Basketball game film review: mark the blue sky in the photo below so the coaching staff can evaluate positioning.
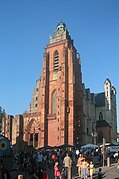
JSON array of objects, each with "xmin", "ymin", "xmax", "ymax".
[{"xmin": 0, "ymin": 0, "xmax": 119, "ymax": 130}]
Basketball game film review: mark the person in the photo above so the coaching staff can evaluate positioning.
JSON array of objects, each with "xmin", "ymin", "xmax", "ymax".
[
  {"xmin": 63, "ymin": 153, "xmax": 72, "ymax": 178},
  {"xmin": 1, "ymin": 167, "xmax": 11, "ymax": 179},
  {"xmin": 54, "ymin": 162, "xmax": 61, "ymax": 179},
  {"xmin": 52, "ymin": 153, "xmax": 56, "ymax": 168},
  {"xmin": 86, "ymin": 161, "xmax": 90, "ymax": 179},
  {"xmin": 81, "ymin": 158, "xmax": 88, "ymax": 179},
  {"xmin": 97, "ymin": 168, "xmax": 103, "ymax": 179},
  {"xmin": 77, "ymin": 153, "xmax": 84, "ymax": 178},
  {"xmin": 35, "ymin": 166, "xmax": 43, "ymax": 179},
  {"xmin": 89, "ymin": 161, "xmax": 94, "ymax": 179},
  {"xmin": 0, "ymin": 160, "xmax": 11, "ymax": 179}
]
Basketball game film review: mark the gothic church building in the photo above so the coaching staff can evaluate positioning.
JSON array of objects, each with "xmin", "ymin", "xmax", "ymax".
[{"xmin": 2, "ymin": 22, "xmax": 117, "ymax": 148}]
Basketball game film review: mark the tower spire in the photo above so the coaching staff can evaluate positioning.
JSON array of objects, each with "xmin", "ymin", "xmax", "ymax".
[{"xmin": 50, "ymin": 21, "xmax": 71, "ymax": 44}]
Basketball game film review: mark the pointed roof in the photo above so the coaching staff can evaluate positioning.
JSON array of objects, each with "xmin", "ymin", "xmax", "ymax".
[
  {"xmin": 104, "ymin": 77, "xmax": 111, "ymax": 85},
  {"xmin": 96, "ymin": 120, "xmax": 111, "ymax": 127}
]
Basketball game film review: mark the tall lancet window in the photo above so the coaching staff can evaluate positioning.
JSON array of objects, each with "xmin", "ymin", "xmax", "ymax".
[
  {"xmin": 52, "ymin": 90, "xmax": 57, "ymax": 114},
  {"xmin": 54, "ymin": 50, "xmax": 59, "ymax": 71}
]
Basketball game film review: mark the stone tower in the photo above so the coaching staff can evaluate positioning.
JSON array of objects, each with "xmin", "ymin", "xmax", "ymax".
[
  {"xmin": 28, "ymin": 22, "xmax": 83, "ymax": 148},
  {"xmin": 104, "ymin": 78, "xmax": 117, "ymax": 141}
]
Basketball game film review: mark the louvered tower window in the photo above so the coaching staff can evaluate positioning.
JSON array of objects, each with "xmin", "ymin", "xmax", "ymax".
[{"xmin": 54, "ymin": 50, "xmax": 59, "ymax": 71}]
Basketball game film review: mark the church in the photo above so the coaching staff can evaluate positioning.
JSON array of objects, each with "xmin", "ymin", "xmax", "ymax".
[{"xmin": 2, "ymin": 22, "xmax": 117, "ymax": 149}]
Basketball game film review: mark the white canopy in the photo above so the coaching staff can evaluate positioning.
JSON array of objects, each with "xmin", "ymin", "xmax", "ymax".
[{"xmin": 81, "ymin": 143, "xmax": 98, "ymax": 149}]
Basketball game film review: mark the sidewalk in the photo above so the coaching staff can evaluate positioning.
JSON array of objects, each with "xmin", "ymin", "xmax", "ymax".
[
  {"xmin": 93, "ymin": 163, "xmax": 118, "ymax": 178},
  {"xmin": 72, "ymin": 162, "xmax": 118, "ymax": 179},
  {"xmin": 94, "ymin": 162, "xmax": 118, "ymax": 176}
]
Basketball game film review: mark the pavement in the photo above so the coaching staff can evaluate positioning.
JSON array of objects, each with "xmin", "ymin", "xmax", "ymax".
[
  {"xmin": 95, "ymin": 163, "xmax": 119, "ymax": 179},
  {"xmin": 72, "ymin": 162, "xmax": 119, "ymax": 179}
]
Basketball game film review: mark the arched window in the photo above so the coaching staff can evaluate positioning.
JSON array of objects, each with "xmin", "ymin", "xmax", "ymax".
[
  {"xmin": 35, "ymin": 133, "xmax": 38, "ymax": 141},
  {"xmin": 99, "ymin": 112, "xmax": 103, "ymax": 120},
  {"xmin": 52, "ymin": 90, "xmax": 57, "ymax": 114},
  {"xmin": 54, "ymin": 50, "xmax": 59, "ymax": 71}
]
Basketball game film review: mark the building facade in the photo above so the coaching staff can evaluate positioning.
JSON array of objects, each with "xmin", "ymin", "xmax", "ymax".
[
  {"xmin": 2, "ymin": 22, "xmax": 117, "ymax": 148},
  {"xmin": 2, "ymin": 115, "xmax": 23, "ymax": 146},
  {"xmin": 82, "ymin": 78, "xmax": 117, "ymax": 145},
  {"xmin": 2, "ymin": 115, "xmax": 13, "ymax": 142},
  {"xmin": 24, "ymin": 22, "xmax": 83, "ymax": 148}
]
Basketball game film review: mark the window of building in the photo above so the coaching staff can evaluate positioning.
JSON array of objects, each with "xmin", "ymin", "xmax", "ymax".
[
  {"xmin": 87, "ymin": 128, "xmax": 88, "ymax": 134},
  {"xmin": 35, "ymin": 133, "xmax": 38, "ymax": 141},
  {"xmin": 30, "ymin": 134, "xmax": 33, "ymax": 141},
  {"xmin": 52, "ymin": 90, "xmax": 57, "ymax": 114},
  {"xmin": 35, "ymin": 103, "xmax": 37, "ymax": 108},
  {"xmin": 54, "ymin": 50, "xmax": 59, "ymax": 71},
  {"xmin": 107, "ymin": 91, "xmax": 108, "ymax": 97},
  {"xmin": 36, "ymin": 97, "xmax": 38, "ymax": 101}
]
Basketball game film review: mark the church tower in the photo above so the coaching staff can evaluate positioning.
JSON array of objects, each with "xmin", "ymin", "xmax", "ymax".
[
  {"xmin": 28, "ymin": 22, "xmax": 83, "ymax": 148},
  {"xmin": 104, "ymin": 78, "xmax": 117, "ymax": 141}
]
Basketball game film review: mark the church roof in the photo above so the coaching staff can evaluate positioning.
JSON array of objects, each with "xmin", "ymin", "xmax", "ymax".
[
  {"xmin": 96, "ymin": 120, "xmax": 111, "ymax": 127},
  {"xmin": 94, "ymin": 92, "xmax": 105, "ymax": 107}
]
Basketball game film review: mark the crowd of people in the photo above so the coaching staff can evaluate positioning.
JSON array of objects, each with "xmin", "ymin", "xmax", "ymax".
[
  {"xmin": 0, "ymin": 147, "xmax": 74, "ymax": 178},
  {"xmin": 0, "ymin": 145, "xmax": 118, "ymax": 178}
]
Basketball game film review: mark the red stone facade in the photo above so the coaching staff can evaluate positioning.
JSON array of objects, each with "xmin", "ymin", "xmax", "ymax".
[{"xmin": 23, "ymin": 22, "xmax": 83, "ymax": 148}]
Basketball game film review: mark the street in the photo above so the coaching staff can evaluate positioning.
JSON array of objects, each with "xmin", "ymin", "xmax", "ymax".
[
  {"xmin": 97, "ymin": 163, "xmax": 119, "ymax": 179},
  {"xmin": 72, "ymin": 163, "xmax": 119, "ymax": 179}
]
